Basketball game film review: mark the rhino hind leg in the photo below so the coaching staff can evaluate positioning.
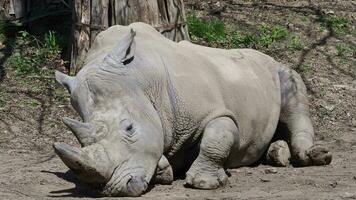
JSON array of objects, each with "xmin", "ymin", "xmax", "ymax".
[
  {"xmin": 278, "ymin": 68, "xmax": 332, "ymax": 167},
  {"xmin": 185, "ymin": 117, "xmax": 238, "ymax": 189}
]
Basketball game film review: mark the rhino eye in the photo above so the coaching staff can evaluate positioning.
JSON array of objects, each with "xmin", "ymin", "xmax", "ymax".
[
  {"xmin": 120, "ymin": 119, "xmax": 135, "ymax": 136},
  {"xmin": 126, "ymin": 124, "xmax": 133, "ymax": 132}
]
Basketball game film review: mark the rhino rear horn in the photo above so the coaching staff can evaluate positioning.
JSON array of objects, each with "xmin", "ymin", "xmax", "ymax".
[
  {"xmin": 55, "ymin": 70, "xmax": 75, "ymax": 93},
  {"xmin": 105, "ymin": 29, "xmax": 136, "ymax": 65},
  {"xmin": 63, "ymin": 117, "xmax": 95, "ymax": 147}
]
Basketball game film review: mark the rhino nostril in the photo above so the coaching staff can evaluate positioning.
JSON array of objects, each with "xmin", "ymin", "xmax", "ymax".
[{"xmin": 126, "ymin": 176, "xmax": 148, "ymax": 196}]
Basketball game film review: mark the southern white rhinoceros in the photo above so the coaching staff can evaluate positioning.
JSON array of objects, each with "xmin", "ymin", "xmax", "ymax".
[{"xmin": 53, "ymin": 22, "xmax": 332, "ymax": 197}]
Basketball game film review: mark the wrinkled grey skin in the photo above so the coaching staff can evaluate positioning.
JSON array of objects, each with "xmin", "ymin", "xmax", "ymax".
[{"xmin": 54, "ymin": 22, "xmax": 332, "ymax": 197}]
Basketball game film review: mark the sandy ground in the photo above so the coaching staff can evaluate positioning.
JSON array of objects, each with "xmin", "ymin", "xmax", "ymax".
[{"xmin": 0, "ymin": 145, "xmax": 355, "ymax": 200}]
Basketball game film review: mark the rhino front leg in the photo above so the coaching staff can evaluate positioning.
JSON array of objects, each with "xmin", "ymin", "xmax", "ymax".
[{"xmin": 185, "ymin": 117, "xmax": 238, "ymax": 189}]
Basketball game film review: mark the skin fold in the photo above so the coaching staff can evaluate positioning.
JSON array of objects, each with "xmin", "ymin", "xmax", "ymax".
[{"xmin": 54, "ymin": 22, "xmax": 332, "ymax": 197}]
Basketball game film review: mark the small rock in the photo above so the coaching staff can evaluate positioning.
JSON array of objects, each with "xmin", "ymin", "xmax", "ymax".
[
  {"xmin": 324, "ymin": 105, "xmax": 335, "ymax": 111},
  {"xmin": 353, "ymin": 176, "xmax": 356, "ymax": 180},
  {"xmin": 264, "ymin": 168, "xmax": 278, "ymax": 174},
  {"xmin": 330, "ymin": 181, "xmax": 337, "ymax": 188},
  {"xmin": 324, "ymin": 10, "xmax": 335, "ymax": 15},
  {"xmin": 343, "ymin": 192, "xmax": 355, "ymax": 198},
  {"xmin": 286, "ymin": 22, "xmax": 294, "ymax": 29}
]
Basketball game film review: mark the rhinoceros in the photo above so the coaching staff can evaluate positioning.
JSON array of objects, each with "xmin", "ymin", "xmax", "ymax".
[{"xmin": 53, "ymin": 22, "xmax": 332, "ymax": 197}]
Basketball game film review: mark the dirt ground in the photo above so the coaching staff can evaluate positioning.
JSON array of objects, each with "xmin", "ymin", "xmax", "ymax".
[{"xmin": 0, "ymin": 1, "xmax": 355, "ymax": 199}]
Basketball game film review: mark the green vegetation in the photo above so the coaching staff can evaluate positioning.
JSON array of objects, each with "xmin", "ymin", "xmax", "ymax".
[
  {"xmin": 300, "ymin": 16, "xmax": 309, "ymax": 23},
  {"xmin": 0, "ymin": 34, "xmax": 4, "ymax": 43},
  {"xmin": 28, "ymin": 99, "xmax": 40, "ymax": 108},
  {"xmin": 7, "ymin": 30, "xmax": 61, "ymax": 76},
  {"xmin": 187, "ymin": 12, "xmax": 226, "ymax": 42},
  {"xmin": 54, "ymin": 88, "xmax": 69, "ymax": 102},
  {"xmin": 336, "ymin": 44, "xmax": 351, "ymax": 57},
  {"xmin": 318, "ymin": 16, "xmax": 350, "ymax": 35},
  {"xmin": 0, "ymin": 96, "xmax": 6, "ymax": 109},
  {"xmin": 335, "ymin": 44, "xmax": 353, "ymax": 65},
  {"xmin": 289, "ymin": 35, "xmax": 303, "ymax": 51},
  {"xmin": 300, "ymin": 64, "xmax": 312, "ymax": 73},
  {"xmin": 258, "ymin": 24, "xmax": 288, "ymax": 47},
  {"xmin": 232, "ymin": 33, "xmax": 256, "ymax": 47},
  {"xmin": 187, "ymin": 12, "xmax": 288, "ymax": 48},
  {"xmin": 44, "ymin": 31, "xmax": 60, "ymax": 53}
]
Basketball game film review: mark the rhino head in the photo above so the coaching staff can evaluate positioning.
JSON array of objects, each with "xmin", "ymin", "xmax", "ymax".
[{"xmin": 54, "ymin": 29, "xmax": 171, "ymax": 196}]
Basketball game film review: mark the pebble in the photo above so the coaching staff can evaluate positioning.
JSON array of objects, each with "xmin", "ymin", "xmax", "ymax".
[
  {"xmin": 264, "ymin": 168, "xmax": 278, "ymax": 174},
  {"xmin": 329, "ymin": 181, "xmax": 337, "ymax": 188},
  {"xmin": 352, "ymin": 80, "xmax": 356, "ymax": 86},
  {"xmin": 343, "ymin": 192, "xmax": 356, "ymax": 198},
  {"xmin": 260, "ymin": 177, "xmax": 271, "ymax": 182}
]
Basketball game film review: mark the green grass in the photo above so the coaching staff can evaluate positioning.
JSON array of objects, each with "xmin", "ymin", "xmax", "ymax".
[
  {"xmin": 8, "ymin": 52, "xmax": 41, "ymax": 75},
  {"xmin": 0, "ymin": 96, "xmax": 6, "ymax": 109},
  {"xmin": 335, "ymin": 44, "xmax": 353, "ymax": 65},
  {"xmin": 318, "ymin": 16, "xmax": 350, "ymax": 35},
  {"xmin": 300, "ymin": 16, "xmax": 309, "ymax": 22},
  {"xmin": 28, "ymin": 99, "xmax": 40, "ymax": 108},
  {"xmin": 300, "ymin": 64, "xmax": 312, "ymax": 73},
  {"xmin": 0, "ymin": 34, "xmax": 5, "ymax": 43},
  {"xmin": 336, "ymin": 44, "xmax": 351, "ymax": 57},
  {"xmin": 258, "ymin": 24, "xmax": 288, "ymax": 47},
  {"xmin": 7, "ymin": 30, "xmax": 61, "ymax": 76},
  {"xmin": 187, "ymin": 13, "xmax": 288, "ymax": 48},
  {"xmin": 289, "ymin": 35, "xmax": 303, "ymax": 51},
  {"xmin": 44, "ymin": 31, "xmax": 59, "ymax": 53},
  {"xmin": 187, "ymin": 12, "xmax": 227, "ymax": 42}
]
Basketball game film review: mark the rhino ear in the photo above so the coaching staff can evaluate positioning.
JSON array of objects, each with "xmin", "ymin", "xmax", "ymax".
[
  {"xmin": 105, "ymin": 29, "xmax": 136, "ymax": 65},
  {"xmin": 55, "ymin": 70, "xmax": 75, "ymax": 93}
]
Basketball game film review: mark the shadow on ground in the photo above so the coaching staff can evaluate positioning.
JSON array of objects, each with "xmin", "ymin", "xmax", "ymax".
[{"xmin": 41, "ymin": 170, "xmax": 102, "ymax": 198}]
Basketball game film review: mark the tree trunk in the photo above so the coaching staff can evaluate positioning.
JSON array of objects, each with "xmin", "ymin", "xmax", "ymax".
[
  {"xmin": 70, "ymin": 0, "xmax": 189, "ymax": 74},
  {"xmin": 0, "ymin": 0, "xmax": 26, "ymax": 21}
]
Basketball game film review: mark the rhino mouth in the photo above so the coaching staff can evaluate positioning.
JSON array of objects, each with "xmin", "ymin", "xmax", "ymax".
[{"xmin": 102, "ymin": 164, "xmax": 149, "ymax": 197}]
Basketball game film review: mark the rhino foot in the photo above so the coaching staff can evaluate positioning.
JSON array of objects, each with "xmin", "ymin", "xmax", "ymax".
[
  {"xmin": 152, "ymin": 155, "xmax": 173, "ymax": 185},
  {"xmin": 266, "ymin": 140, "xmax": 291, "ymax": 167},
  {"xmin": 293, "ymin": 145, "xmax": 332, "ymax": 167},
  {"xmin": 185, "ymin": 166, "xmax": 228, "ymax": 189},
  {"xmin": 185, "ymin": 117, "xmax": 237, "ymax": 189},
  {"xmin": 306, "ymin": 145, "xmax": 332, "ymax": 166}
]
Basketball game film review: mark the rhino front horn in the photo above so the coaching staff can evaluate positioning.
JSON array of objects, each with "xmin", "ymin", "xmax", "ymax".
[
  {"xmin": 53, "ymin": 143, "xmax": 106, "ymax": 183},
  {"xmin": 63, "ymin": 117, "xmax": 95, "ymax": 147}
]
